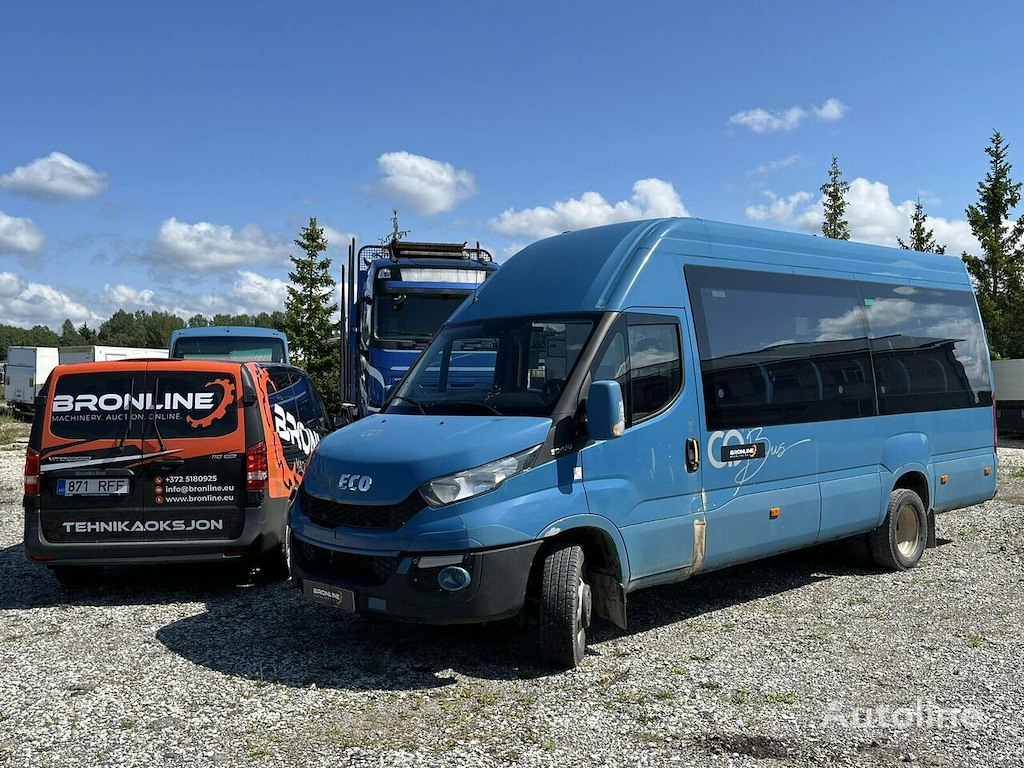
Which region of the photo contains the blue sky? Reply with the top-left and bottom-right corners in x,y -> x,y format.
1,0 -> 1022,330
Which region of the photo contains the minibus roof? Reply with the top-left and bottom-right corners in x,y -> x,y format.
453,217 -> 970,322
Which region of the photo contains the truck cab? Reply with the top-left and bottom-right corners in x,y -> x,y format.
341,240 -> 498,417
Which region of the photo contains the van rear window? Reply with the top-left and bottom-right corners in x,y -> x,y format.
50,371 -> 239,440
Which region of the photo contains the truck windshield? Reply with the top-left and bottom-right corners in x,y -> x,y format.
388,315 -> 597,417
374,291 -> 470,341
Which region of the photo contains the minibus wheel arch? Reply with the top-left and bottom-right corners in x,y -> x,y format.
529,527 -> 627,630
893,471 -> 930,511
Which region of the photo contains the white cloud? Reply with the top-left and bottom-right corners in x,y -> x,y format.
751,155 -> 802,176
101,284 -> 156,310
0,211 -> 44,254
729,99 -> 847,133
489,178 -> 689,240
814,98 -> 847,122
0,272 -> 97,328
745,191 -> 814,224
374,151 -> 477,215
729,106 -> 807,133
228,270 -> 289,313
744,177 -> 981,254
0,152 -> 109,199
155,218 -> 287,271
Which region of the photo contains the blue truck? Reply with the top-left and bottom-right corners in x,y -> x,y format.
340,239 -> 498,417
292,218 -> 998,667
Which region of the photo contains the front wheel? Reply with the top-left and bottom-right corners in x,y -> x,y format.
867,488 -> 929,571
538,544 -> 592,668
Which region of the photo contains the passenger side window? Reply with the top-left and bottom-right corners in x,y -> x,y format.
590,315 -> 683,428
627,322 -> 682,422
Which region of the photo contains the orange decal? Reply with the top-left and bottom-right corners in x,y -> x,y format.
187,378 -> 236,429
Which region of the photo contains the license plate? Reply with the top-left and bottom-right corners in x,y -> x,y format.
303,579 -> 356,612
57,478 -> 130,496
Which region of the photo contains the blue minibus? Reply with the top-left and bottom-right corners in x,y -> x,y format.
169,326 -> 290,364
289,218 -> 997,667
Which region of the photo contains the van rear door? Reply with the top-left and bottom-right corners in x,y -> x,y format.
138,363 -> 247,541
39,362 -> 247,546
40,365 -> 149,544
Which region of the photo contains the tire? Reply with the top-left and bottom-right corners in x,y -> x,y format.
48,564 -> 103,588
538,544 -> 592,668
253,538 -> 291,583
867,488 -> 929,571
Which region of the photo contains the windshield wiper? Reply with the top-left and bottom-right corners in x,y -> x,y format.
118,377 -> 136,452
150,377 -> 168,453
439,400 -> 503,416
391,395 -> 428,414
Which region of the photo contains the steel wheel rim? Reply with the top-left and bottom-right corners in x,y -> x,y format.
895,503 -> 920,557
575,579 -> 592,658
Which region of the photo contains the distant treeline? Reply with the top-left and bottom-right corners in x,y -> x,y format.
0,310 -> 287,361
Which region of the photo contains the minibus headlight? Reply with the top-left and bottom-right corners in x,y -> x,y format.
419,445 -> 541,508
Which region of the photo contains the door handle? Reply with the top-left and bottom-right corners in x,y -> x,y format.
686,438 -> 700,473
149,459 -> 185,473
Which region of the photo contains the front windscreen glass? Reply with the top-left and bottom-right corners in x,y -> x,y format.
374,292 -> 470,341
172,337 -> 286,363
388,315 -> 597,417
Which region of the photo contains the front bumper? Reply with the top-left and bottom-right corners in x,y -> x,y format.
291,534 -> 542,624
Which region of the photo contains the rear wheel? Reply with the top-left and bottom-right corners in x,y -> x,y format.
539,544 -> 592,668
867,488 -> 929,570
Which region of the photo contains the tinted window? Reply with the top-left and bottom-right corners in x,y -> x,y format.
687,266 -> 873,428
266,367 -> 327,430
50,370 -> 239,440
862,283 -> 992,414
374,292 -> 468,341
687,265 -> 992,429
591,315 -> 683,428
628,321 -> 682,422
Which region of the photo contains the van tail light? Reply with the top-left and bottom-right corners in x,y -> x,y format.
24,448 -> 40,496
247,441 -> 269,491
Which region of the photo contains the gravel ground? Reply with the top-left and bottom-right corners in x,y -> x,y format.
1,437 -> 1022,768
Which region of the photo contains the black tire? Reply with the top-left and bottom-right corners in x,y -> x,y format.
48,564 -> 103,588
252,537 -> 291,583
538,544 -> 592,668
867,488 -> 929,571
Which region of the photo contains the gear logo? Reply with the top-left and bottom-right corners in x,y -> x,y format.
186,378 -> 235,429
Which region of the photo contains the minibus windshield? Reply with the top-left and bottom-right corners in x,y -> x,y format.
388,315 -> 597,417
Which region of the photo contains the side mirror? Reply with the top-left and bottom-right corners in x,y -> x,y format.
333,403 -> 359,429
586,380 -> 625,440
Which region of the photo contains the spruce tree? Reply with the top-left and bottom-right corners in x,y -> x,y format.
285,217 -> 341,415
821,155 -> 851,240
897,199 -> 946,254
961,131 -> 1024,358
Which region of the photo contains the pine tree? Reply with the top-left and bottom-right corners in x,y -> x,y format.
897,199 -> 946,254
820,155 -> 851,240
962,131 -> 1024,358
285,217 -> 341,415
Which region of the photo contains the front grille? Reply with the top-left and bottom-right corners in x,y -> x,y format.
300,542 -> 399,587
301,487 -> 426,530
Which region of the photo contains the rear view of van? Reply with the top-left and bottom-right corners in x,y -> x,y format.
23,359 -> 328,585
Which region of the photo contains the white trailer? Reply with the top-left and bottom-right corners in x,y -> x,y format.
4,346 -> 60,415
992,358 -> 1024,434
57,345 -> 169,365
